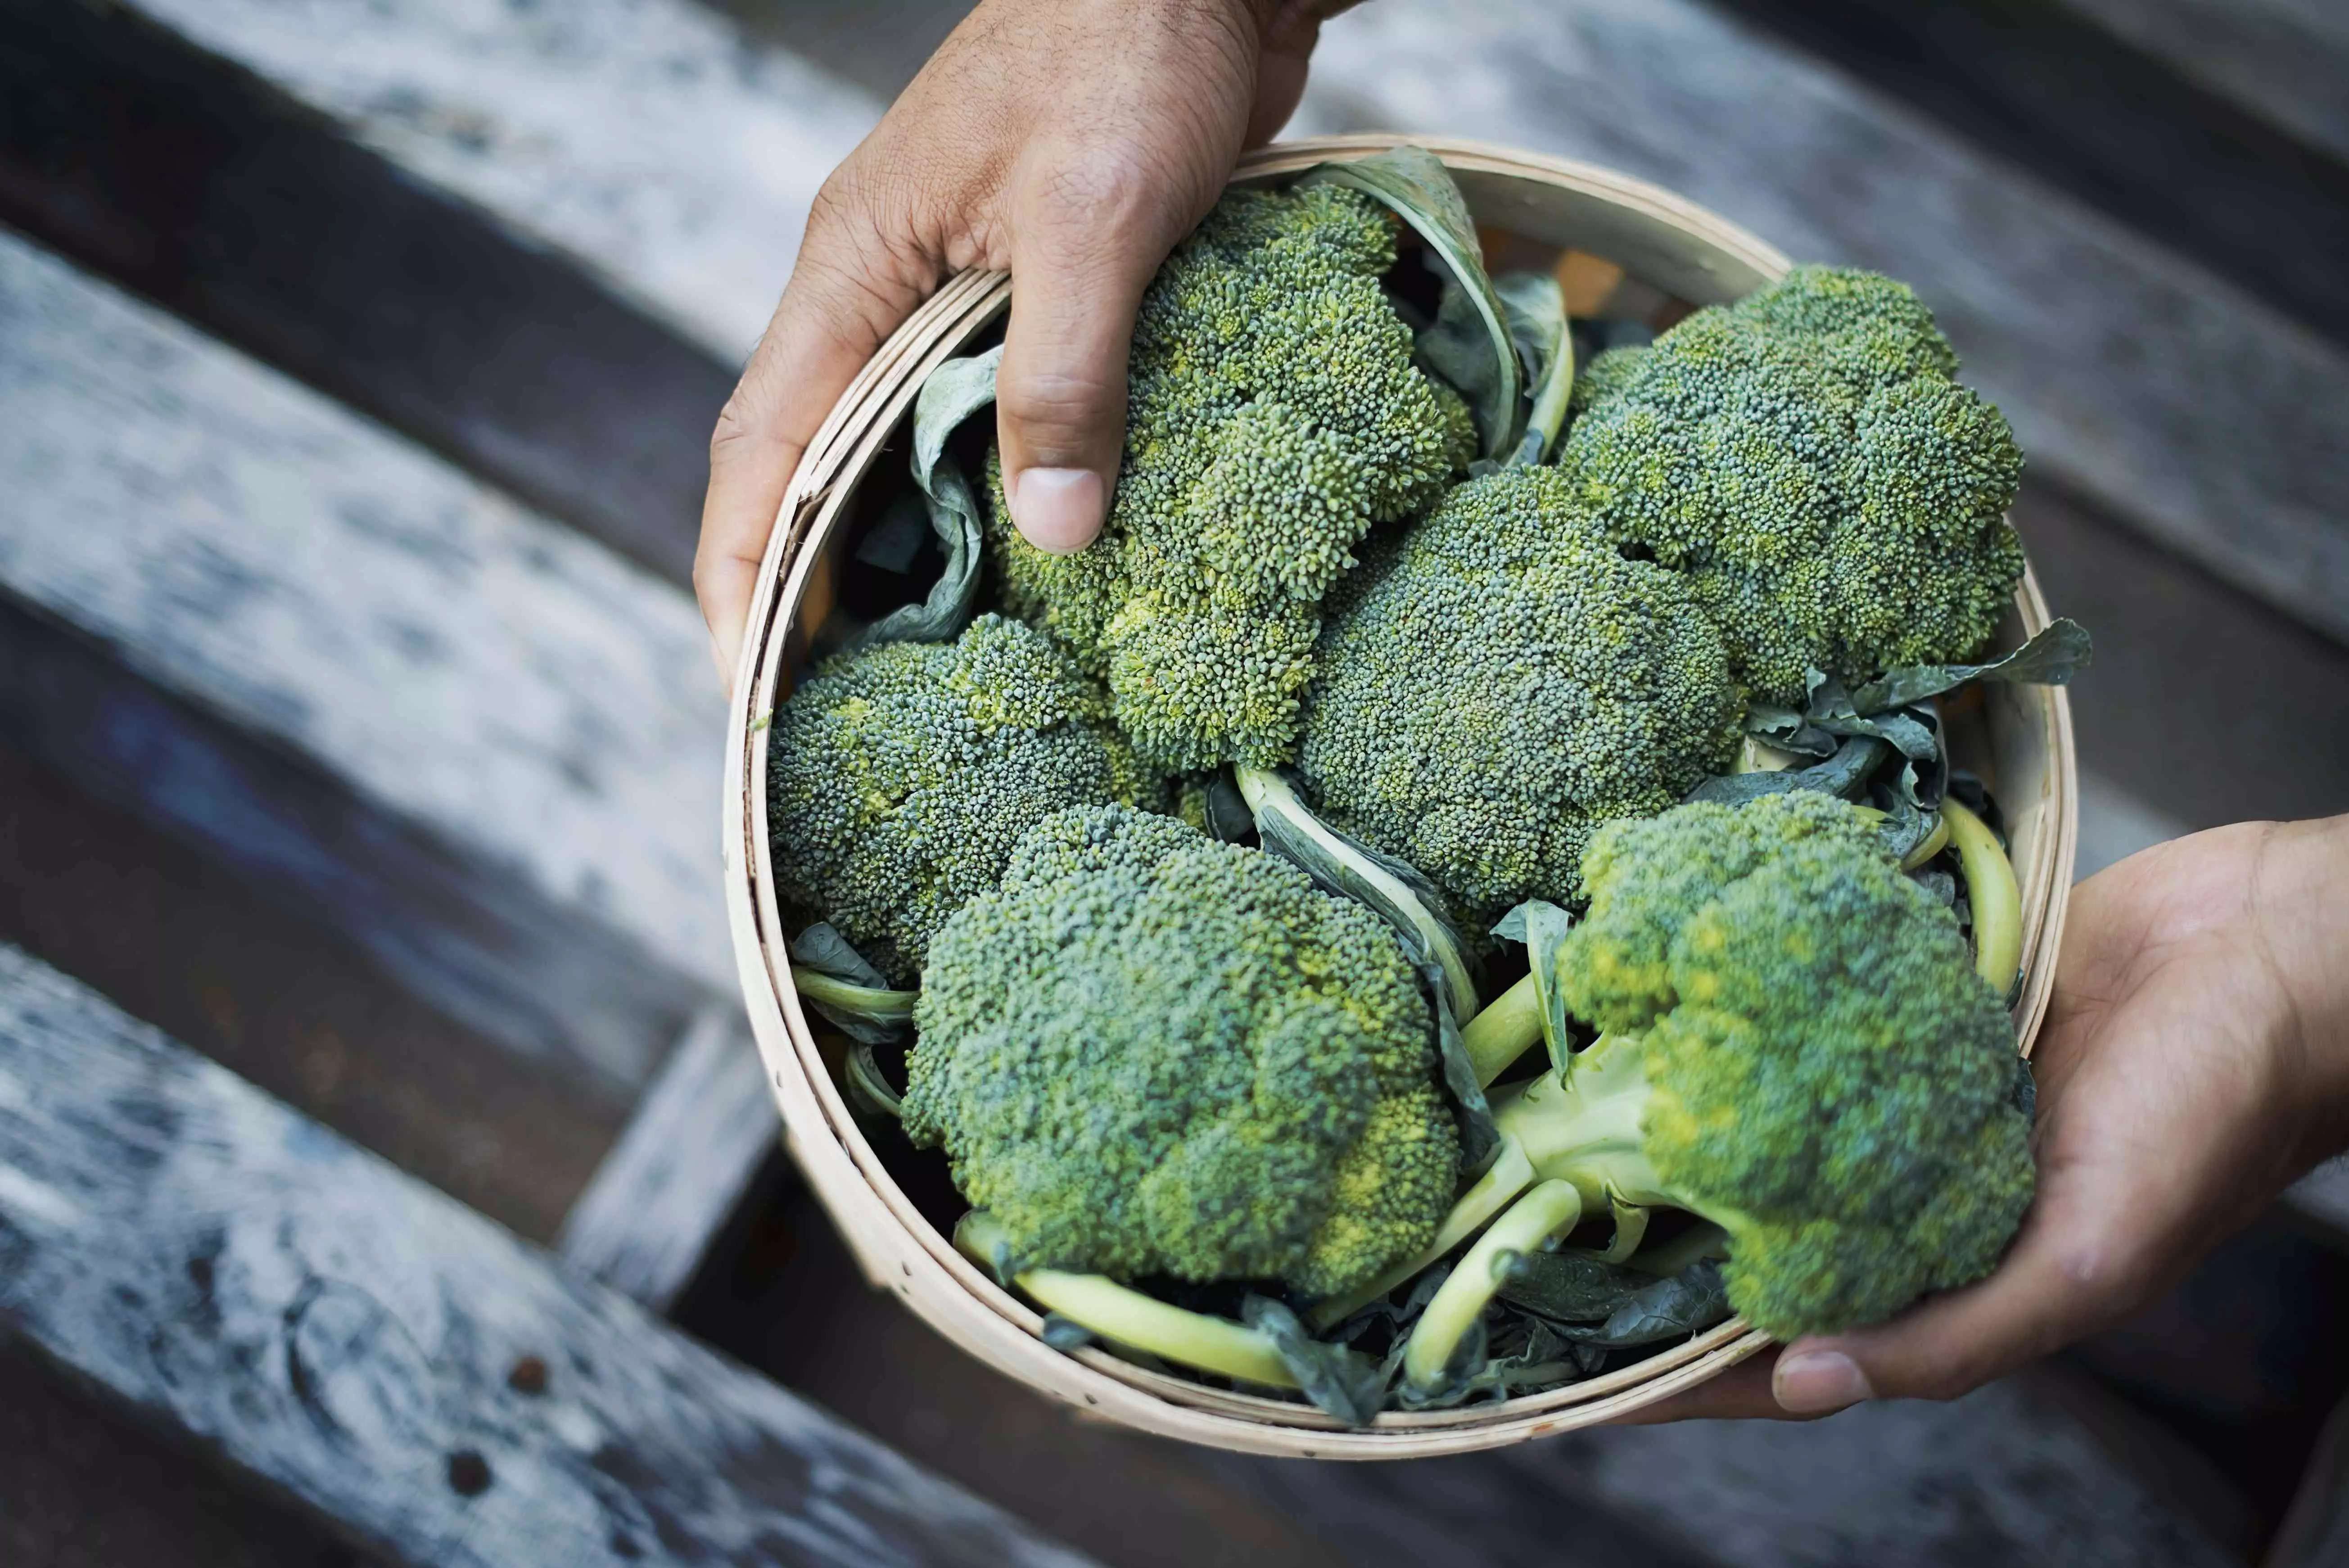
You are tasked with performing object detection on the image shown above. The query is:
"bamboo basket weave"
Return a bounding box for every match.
[721,136,2079,1458]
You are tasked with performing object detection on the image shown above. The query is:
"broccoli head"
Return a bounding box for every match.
[1488,791,2032,1339]
[985,181,1476,773]
[765,615,1160,985]
[1560,265,2025,705]
[904,804,1460,1300]
[1295,464,1744,924]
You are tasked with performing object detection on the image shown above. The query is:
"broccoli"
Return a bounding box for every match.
[765,614,1160,985]
[904,804,1460,1300]
[1396,791,2031,1388]
[984,181,1476,773]
[1294,464,1745,924]
[1559,265,2025,705]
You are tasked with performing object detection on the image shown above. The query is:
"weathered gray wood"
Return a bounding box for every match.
[0,0,740,586]
[0,583,705,1103]
[125,0,882,361]
[1216,1376,2237,1568]
[0,943,1094,1568]
[0,228,729,1091]
[1298,0,2349,646]
[2057,0,2349,163]
[557,1005,779,1310]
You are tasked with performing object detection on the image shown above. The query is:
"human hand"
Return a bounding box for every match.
[1624,813,2349,1423]
[695,0,1348,688]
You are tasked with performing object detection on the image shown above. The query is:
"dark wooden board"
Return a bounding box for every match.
[1706,0,2349,348]
[0,587,701,1100]
[0,0,732,584]
[555,1006,781,1310]
[0,737,623,1244]
[0,942,1094,1568]
[0,227,736,1090]
[110,0,878,363]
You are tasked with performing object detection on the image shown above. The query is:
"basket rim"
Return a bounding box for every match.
[720,135,2079,1457]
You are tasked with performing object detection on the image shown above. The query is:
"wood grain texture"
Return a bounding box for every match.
[1293,0,2349,646]
[122,0,881,361]
[1704,0,2349,347]
[0,0,735,585]
[0,943,1095,1568]
[2056,0,2349,163]
[1215,1376,2238,1568]
[0,586,702,1099]
[0,229,731,1088]
[557,1005,780,1310]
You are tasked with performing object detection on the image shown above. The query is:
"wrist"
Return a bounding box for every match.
[2254,815,2349,1158]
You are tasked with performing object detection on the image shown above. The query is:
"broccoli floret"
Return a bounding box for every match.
[1395,792,2030,1383]
[904,804,1460,1300]
[1560,266,2025,705]
[984,182,1476,773]
[1294,465,1744,923]
[765,615,1160,985]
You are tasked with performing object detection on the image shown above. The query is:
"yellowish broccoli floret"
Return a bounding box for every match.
[984,183,1476,773]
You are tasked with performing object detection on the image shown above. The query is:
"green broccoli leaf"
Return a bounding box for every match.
[1562,1260,1734,1348]
[1493,899,1575,1072]
[1847,618,2092,714]
[1495,1248,1656,1323]
[1040,1313,1098,1351]
[1496,271,1573,465]
[1242,1296,1388,1426]
[850,345,1002,649]
[1685,735,1888,807]
[1300,146,1520,459]
[1426,962,1501,1170]
[787,923,916,1045]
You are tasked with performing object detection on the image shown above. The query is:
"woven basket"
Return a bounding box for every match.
[721,135,2079,1459]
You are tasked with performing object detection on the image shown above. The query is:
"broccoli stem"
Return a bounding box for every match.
[1626,1220,1729,1278]
[1400,1179,1586,1392]
[1491,1038,1683,1213]
[1901,813,1952,872]
[1233,765,1482,1020]
[953,1212,1300,1391]
[791,967,917,1021]
[1460,972,1543,1087]
[1942,800,2022,998]
[1306,1138,1537,1331]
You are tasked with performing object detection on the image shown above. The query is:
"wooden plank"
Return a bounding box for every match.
[1214,1375,2239,1567]
[119,0,881,361]
[1700,0,2349,348]
[0,942,1094,1568]
[2056,0,2349,165]
[0,587,702,1099]
[0,227,731,1091]
[557,1005,779,1310]
[0,1345,365,1568]
[1298,0,2349,646]
[0,0,737,586]
[0,732,627,1245]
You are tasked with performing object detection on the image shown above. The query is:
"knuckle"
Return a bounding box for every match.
[1024,145,1159,238]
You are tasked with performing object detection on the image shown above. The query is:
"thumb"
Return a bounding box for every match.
[994,147,1173,554]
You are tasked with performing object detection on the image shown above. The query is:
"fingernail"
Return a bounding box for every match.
[1009,467,1105,555]
[1774,1350,1873,1414]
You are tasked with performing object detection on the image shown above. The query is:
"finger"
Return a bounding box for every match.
[1769,1193,2154,1414]
[697,190,934,689]
[1608,1353,1835,1425]
[994,145,1181,554]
